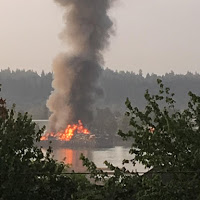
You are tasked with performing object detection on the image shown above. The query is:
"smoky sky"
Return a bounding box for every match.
[1,0,200,75]
[47,0,115,132]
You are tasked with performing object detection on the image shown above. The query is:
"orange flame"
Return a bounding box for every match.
[41,120,90,141]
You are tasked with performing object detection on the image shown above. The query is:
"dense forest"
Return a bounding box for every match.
[1,68,200,120]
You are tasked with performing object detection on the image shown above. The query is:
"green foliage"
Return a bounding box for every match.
[71,173,105,200]
[118,79,200,199]
[81,79,200,199]
[80,154,140,200]
[0,104,77,199]
[2,78,200,199]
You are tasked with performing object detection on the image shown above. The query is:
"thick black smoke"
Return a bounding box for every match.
[47,0,115,132]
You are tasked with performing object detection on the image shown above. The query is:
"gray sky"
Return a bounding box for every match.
[0,0,200,75]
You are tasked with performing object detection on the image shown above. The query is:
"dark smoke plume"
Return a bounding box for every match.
[47,0,115,132]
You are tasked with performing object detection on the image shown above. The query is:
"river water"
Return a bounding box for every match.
[45,146,147,173]
[35,120,147,173]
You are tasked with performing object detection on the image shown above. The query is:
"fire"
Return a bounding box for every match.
[41,120,90,141]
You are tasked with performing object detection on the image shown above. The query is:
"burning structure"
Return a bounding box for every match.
[43,0,115,143]
[41,120,90,141]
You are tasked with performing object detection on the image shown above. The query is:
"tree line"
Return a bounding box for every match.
[1,68,200,143]
[1,68,200,119]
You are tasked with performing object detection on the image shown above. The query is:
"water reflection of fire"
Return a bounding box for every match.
[53,148,89,172]
[41,120,90,141]
[64,149,73,165]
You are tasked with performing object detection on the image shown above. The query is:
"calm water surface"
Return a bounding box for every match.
[35,121,147,173]
[46,146,147,173]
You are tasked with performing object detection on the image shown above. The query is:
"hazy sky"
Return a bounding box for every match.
[0,0,200,75]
